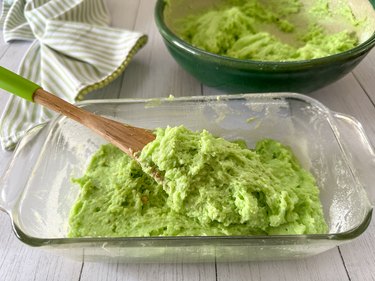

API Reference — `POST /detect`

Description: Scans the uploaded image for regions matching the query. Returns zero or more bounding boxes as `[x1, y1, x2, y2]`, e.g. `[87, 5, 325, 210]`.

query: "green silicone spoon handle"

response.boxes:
[0, 66, 41, 102]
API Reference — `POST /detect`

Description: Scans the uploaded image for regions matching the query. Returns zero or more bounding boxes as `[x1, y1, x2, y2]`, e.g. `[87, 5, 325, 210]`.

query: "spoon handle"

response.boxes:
[0, 66, 40, 102]
[0, 66, 102, 124]
[0, 66, 155, 156]
[33, 88, 95, 126]
[33, 88, 155, 156]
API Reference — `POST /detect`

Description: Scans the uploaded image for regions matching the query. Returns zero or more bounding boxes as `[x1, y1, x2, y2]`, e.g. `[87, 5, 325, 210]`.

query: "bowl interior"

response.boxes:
[164, 0, 375, 49]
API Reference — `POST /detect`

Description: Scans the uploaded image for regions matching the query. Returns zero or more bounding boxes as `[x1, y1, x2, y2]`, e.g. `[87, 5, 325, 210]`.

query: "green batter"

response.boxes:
[68, 126, 328, 237]
[171, 0, 364, 61]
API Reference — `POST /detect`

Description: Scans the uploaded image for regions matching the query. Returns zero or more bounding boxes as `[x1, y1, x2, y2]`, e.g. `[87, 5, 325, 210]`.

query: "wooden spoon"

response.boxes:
[0, 66, 155, 157]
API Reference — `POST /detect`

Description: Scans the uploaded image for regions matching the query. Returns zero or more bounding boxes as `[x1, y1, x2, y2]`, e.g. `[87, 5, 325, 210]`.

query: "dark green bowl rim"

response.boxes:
[154, 0, 375, 71]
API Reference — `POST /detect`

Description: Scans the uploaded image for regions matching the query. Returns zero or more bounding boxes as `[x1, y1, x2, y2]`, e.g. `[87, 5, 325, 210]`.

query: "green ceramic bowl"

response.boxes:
[155, 0, 375, 93]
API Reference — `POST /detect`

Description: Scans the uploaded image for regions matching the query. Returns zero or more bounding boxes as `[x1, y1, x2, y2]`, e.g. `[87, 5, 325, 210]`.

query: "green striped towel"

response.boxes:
[0, 0, 147, 150]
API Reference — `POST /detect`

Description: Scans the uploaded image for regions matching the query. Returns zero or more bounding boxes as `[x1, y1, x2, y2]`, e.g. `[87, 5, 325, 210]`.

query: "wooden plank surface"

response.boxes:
[311, 49, 375, 281]
[119, 0, 202, 99]
[217, 248, 350, 281]
[1, 0, 374, 280]
[0, 30, 83, 281]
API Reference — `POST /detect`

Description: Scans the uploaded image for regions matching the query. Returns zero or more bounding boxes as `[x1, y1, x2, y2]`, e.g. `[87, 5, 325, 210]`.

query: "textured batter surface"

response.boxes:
[173, 0, 363, 61]
[68, 126, 328, 237]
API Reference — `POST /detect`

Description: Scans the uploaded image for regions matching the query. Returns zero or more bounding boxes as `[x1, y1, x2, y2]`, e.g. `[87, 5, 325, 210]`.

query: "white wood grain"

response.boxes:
[311, 49, 375, 281]
[0, 38, 32, 115]
[309, 62, 375, 281]
[83, 0, 141, 100]
[210, 76, 365, 281]
[105, 0, 141, 29]
[217, 248, 349, 281]
[119, 0, 202, 99]
[83, 75, 125, 100]
[338, 221, 375, 281]
[80, 262, 216, 281]
[0, 37, 33, 171]
[352, 48, 375, 102]
[80, 1, 215, 280]
[310, 74, 375, 143]
[0, 216, 82, 281]
[0, 33, 83, 281]
[0, 21, 11, 57]
[1, 0, 375, 280]
[205, 49, 375, 281]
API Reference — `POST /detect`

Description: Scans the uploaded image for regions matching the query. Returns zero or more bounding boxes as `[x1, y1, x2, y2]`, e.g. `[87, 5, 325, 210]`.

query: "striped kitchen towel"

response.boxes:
[0, 0, 147, 150]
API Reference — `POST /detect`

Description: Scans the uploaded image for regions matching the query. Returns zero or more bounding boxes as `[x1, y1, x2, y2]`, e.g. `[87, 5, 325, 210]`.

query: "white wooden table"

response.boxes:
[1, 1, 375, 280]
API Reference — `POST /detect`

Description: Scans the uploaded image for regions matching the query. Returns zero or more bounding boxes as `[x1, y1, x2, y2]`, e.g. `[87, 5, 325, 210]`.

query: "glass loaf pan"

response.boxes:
[0, 93, 374, 263]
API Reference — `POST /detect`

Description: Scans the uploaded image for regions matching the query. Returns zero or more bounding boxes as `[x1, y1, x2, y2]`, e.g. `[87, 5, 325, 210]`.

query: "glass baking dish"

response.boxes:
[0, 93, 374, 263]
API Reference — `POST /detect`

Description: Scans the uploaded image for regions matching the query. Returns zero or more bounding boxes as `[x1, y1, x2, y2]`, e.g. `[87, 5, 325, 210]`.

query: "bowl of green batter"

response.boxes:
[155, 0, 375, 93]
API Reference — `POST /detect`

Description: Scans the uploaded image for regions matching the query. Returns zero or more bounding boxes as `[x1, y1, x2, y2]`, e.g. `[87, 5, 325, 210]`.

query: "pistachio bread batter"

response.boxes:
[173, 0, 364, 61]
[68, 126, 328, 237]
